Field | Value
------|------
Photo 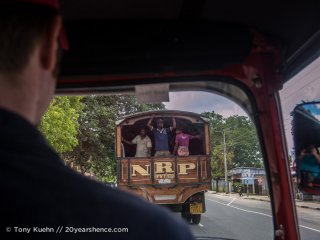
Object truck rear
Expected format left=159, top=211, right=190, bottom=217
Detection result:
left=116, top=111, right=211, bottom=223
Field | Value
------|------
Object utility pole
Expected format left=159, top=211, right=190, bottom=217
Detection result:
left=214, top=129, right=229, bottom=193
left=223, top=130, right=228, bottom=193
left=246, top=174, right=249, bottom=197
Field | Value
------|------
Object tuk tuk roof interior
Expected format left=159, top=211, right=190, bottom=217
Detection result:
left=58, top=0, right=320, bottom=90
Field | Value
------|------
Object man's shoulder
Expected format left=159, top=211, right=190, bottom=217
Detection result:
left=4, top=156, right=193, bottom=239
left=133, top=135, right=139, bottom=140
left=59, top=170, right=194, bottom=239
left=187, top=134, right=194, bottom=139
left=166, top=127, right=172, bottom=132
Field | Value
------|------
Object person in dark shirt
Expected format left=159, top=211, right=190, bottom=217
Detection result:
left=147, top=114, right=176, bottom=157
left=0, top=1, right=194, bottom=239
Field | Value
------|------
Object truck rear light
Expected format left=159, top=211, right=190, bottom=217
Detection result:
left=189, top=195, right=202, bottom=202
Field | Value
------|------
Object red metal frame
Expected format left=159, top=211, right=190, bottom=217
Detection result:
left=58, top=32, right=300, bottom=239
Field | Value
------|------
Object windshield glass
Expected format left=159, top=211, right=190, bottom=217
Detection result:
left=40, top=89, right=274, bottom=240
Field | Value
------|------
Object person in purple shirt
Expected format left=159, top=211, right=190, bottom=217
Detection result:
left=174, top=127, right=200, bottom=156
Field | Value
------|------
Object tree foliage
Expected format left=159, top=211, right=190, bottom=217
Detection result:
left=225, top=116, right=263, bottom=168
left=40, top=95, right=261, bottom=184
left=202, top=111, right=233, bottom=179
left=201, top=111, right=262, bottom=179
left=39, top=96, right=83, bottom=153
left=64, top=95, right=165, bottom=182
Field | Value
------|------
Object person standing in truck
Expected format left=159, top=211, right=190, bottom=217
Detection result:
left=147, top=114, right=176, bottom=157
left=173, top=127, right=200, bottom=156
left=122, top=128, right=152, bottom=157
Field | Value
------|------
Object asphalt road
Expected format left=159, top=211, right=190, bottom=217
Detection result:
left=187, top=194, right=320, bottom=240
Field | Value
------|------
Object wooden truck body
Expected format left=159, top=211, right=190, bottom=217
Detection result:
left=116, top=110, right=211, bottom=223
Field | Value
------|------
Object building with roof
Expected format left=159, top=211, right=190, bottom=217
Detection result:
left=230, top=167, right=268, bottom=195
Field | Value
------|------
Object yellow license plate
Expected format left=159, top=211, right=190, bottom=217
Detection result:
left=190, top=203, right=203, bottom=214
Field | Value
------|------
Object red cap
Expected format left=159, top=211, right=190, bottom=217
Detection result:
left=2, top=0, right=69, bottom=50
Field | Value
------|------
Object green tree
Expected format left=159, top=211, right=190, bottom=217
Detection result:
left=225, top=116, right=263, bottom=168
left=39, top=96, right=83, bottom=153
left=63, top=96, right=117, bottom=180
left=201, top=111, right=263, bottom=179
left=64, top=95, right=165, bottom=182
left=201, top=111, right=233, bottom=179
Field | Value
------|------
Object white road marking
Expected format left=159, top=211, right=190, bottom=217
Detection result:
left=198, top=223, right=204, bottom=228
left=228, top=205, right=272, bottom=217
left=206, top=197, right=320, bottom=233
left=227, top=198, right=236, bottom=206
left=207, top=198, right=272, bottom=217
left=299, top=225, right=320, bottom=233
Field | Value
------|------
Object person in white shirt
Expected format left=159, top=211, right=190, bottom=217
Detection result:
left=122, top=128, right=152, bottom=157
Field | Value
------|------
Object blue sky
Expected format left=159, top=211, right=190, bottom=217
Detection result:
left=303, top=103, right=320, bottom=121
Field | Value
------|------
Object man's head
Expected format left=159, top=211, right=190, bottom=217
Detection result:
left=0, top=1, right=66, bottom=124
left=140, top=128, right=147, bottom=137
left=156, top=119, right=164, bottom=129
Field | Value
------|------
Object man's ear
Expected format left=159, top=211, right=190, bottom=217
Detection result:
left=40, top=16, right=62, bottom=71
